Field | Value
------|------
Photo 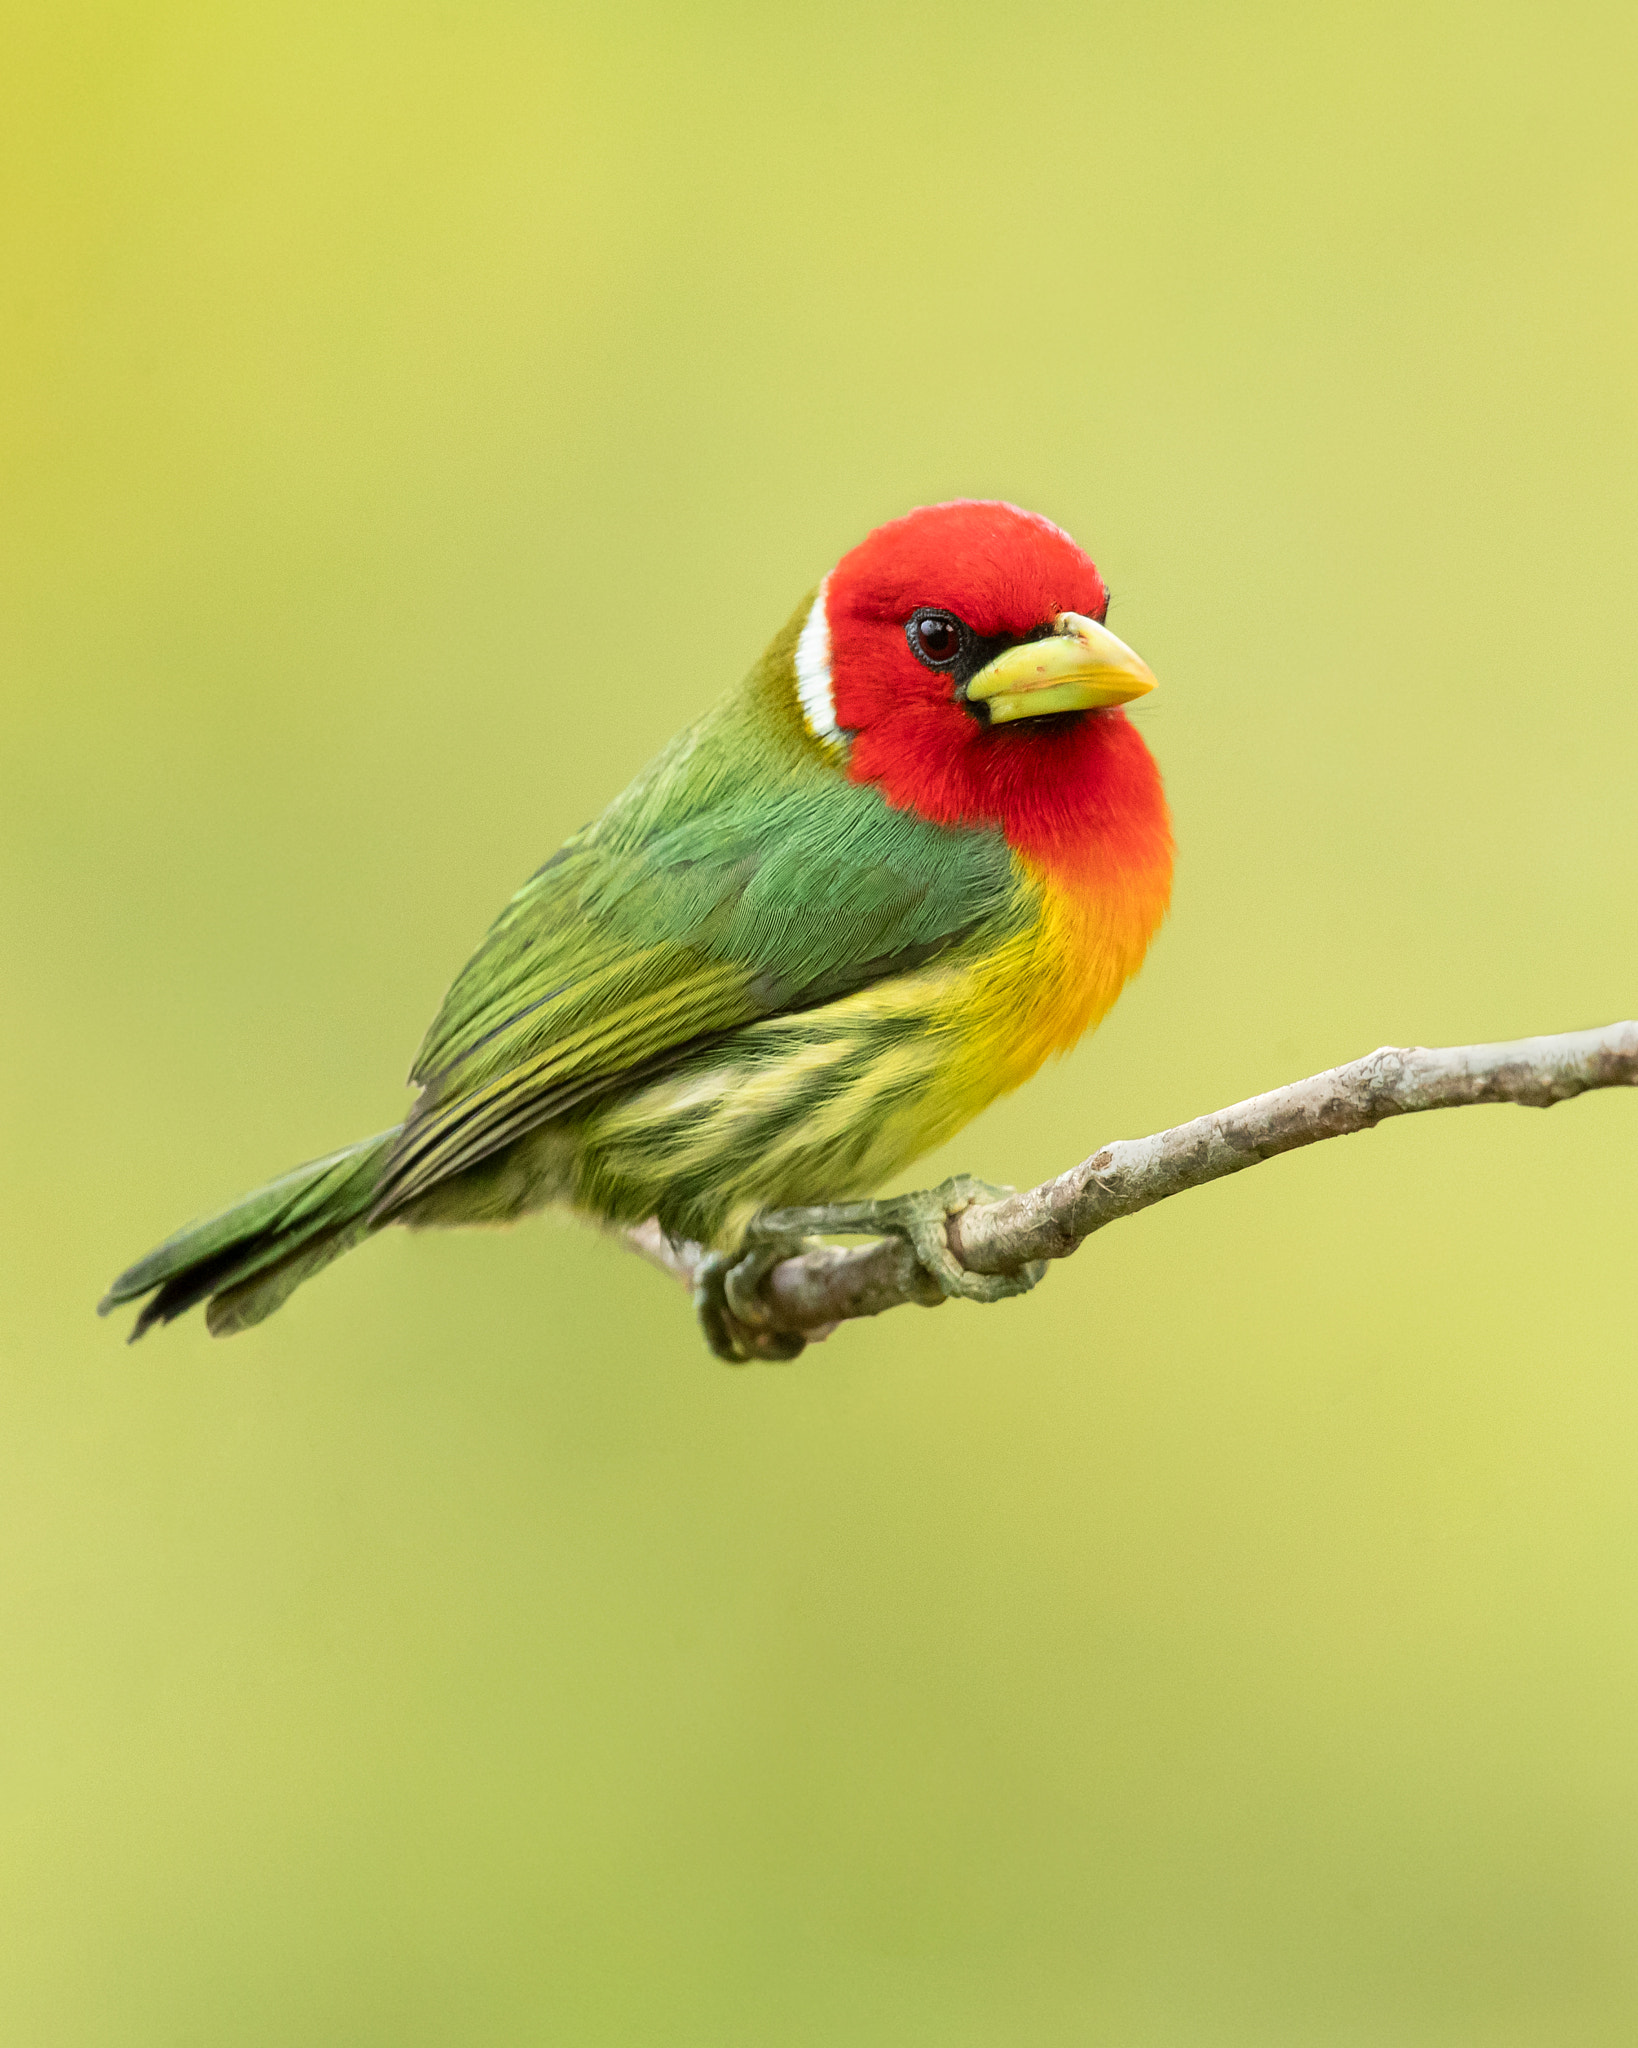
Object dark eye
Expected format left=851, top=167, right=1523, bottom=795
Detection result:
left=908, top=609, right=965, bottom=667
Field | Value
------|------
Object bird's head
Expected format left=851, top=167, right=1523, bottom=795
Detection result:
left=791, top=500, right=1169, bottom=877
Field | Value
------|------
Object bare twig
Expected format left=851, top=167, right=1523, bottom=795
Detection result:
left=625, top=1022, right=1638, bottom=1344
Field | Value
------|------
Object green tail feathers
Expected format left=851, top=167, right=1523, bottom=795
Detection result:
left=99, top=1130, right=399, bottom=1341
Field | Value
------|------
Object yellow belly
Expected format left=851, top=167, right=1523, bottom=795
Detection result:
left=930, top=851, right=1165, bottom=1106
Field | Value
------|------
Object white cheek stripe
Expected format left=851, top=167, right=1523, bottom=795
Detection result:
left=794, top=575, right=841, bottom=748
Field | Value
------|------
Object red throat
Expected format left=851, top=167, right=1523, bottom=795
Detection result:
left=849, top=701, right=1173, bottom=895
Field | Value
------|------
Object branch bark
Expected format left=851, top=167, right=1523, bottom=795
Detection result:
left=625, top=1022, right=1638, bottom=1345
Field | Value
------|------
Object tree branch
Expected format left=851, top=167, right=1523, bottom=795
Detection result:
left=625, top=1022, right=1638, bottom=1346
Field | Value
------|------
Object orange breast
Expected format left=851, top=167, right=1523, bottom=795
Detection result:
left=931, top=845, right=1172, bottom=1118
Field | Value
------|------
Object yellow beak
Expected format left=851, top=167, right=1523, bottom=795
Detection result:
left=965, top=612, right=1157, bottom=725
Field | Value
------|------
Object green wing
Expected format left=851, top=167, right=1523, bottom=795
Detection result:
left=373, top=771, right=1020, bottom=1216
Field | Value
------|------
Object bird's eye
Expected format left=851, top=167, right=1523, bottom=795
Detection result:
left=908, top=609, right=965, bottom=667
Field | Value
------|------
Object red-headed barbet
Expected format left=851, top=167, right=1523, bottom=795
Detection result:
left=101, top=501, right=1172, bottom=1359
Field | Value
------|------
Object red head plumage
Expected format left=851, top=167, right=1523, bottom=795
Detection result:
left=811, top=501, right=1172, bottom=893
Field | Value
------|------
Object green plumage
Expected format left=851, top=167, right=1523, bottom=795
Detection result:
left=102, top=599, right=1030, bottom=1337
left=101, top=1132, right=394, bottom=1338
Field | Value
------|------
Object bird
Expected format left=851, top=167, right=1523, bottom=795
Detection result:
left=100, top=500, right=1173, bottom=1360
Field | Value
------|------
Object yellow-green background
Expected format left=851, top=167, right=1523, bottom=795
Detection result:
left=5, top=4, right=1636, bottom=2041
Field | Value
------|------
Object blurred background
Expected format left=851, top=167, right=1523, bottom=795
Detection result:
left=4, top=2, right=1636, bottom=2040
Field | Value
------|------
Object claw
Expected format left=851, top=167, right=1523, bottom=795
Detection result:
left=746, top=1175, right=1047, bottom=1316
left=692, top=1233, right=815, bottom=1364
left=871, top=1175, right=1048, bottom=1305
left=693, top=1174, right=1045, bottom=1362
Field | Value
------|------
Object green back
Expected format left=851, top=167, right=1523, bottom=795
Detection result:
left=373, top=600, right=1025, bottom=1214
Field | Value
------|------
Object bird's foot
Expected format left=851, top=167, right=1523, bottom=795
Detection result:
left=702, top=1174, right=1047, bottom=1361
left=695, top=1176, right=1046, bottom=1363
left=764, top=1174, right=1048, bottom=1304
left=693, top=1228, right=824, bottom=1364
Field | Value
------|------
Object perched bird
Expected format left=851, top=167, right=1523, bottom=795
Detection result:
left=101, top=500, right=1173, bottom=1359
